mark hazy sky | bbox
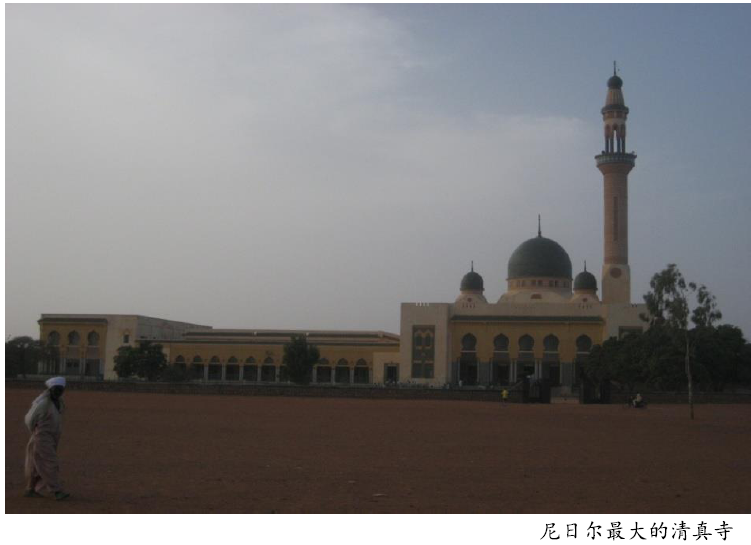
[6,4,751,339]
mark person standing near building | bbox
[501,388,509,403]
[24,376,70,500]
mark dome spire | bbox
[584,260,587,272]
[538,214,541,237]
[613,60,617,77]
[471,260,474,272]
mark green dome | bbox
[507,235,572,279]
[460,270,484,292]
[574,269,598,291]
[607,74,623,89]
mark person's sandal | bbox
[54,491,71,501]
[24,489,43,498]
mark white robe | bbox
[24,391,65,494]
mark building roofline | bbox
[183,328,399,339]
[451,315,604,323]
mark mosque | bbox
[37,70,646,393]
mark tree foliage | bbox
[113,341,167,381]
[282,335,320,385]
[5,336,58,378]
[642,264,723,419]
[584,265,751,401]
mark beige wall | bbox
[449,321,604,363]
[399,303,451,385]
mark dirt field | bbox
[5,388,751,513]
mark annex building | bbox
[37,71,646,394]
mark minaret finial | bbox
[538,214,541,237]
[471,260,474,272]
[584,260,587,272]
[613,60,617,76]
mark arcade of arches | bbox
[456,331,594,387]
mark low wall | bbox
[5,378,520,403]
[610,391,751,404]
[7,379,749,404]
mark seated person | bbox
[632,392,643,408]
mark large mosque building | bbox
[37,70,646,392]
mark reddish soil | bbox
[5,388,751,513]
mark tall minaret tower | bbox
[596,63,636,304]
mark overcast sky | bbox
[6,4,751,339]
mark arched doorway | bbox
[492,334,510,385]
[459,334,478,386]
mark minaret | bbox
[595,63,636,304]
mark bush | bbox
[160,365,191,382]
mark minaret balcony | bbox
[595,152,636,167]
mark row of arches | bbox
[173,355,369,366]
[604,123,627,153]
[413,332,433,348]
[173,355,370,384]
[456,334,594,387]
[459,333,592,353]
[47,330,99,346]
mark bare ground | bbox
[5,388,751,513]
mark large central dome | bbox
[507,235,572,279]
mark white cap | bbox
[45,376,66,389]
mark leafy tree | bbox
[584,334,649,394]
[610,333,650,393]
[114,341,167,381]
[642,264,721,419]
[740,343,751,385]
[641,325,685,391]
[5,336,52,378]
[691,325,748,391]
[160,364,191,382]
[282,335,320,385]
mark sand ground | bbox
[5,388,751,513]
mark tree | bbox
[691,325,747,391]
[282,335,320,385]
[583,334,648,395]
[5,336,45,378]
[642,264,721,419]
[113,341,167,381]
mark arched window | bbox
[175,356,185,364]
[227,356,238,363]
[356,358,367,366]
[414,334,423,347]
[461,334,477,352]
[576,335,593,353]
[492,333,510,385]
[316,358,331,383]
[493,334,509,352]
[335,359,350,384]
[543,335,559,352]
[68,331,80,345]
[87,331,99,346]
[424,333,433,348]
[193,356,203,363]
[210,356,220,363]
[47,331,60,346]
[459,333,478,386]
[519,334,534,352]
[245,356,256,364]
[264,357,274,364]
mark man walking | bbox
[24,376,70,500]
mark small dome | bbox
[574,269,598,291]
[508,235,572,279]
[460,270,484,292]
[607,74,623,89]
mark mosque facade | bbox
[37,71,646,392]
